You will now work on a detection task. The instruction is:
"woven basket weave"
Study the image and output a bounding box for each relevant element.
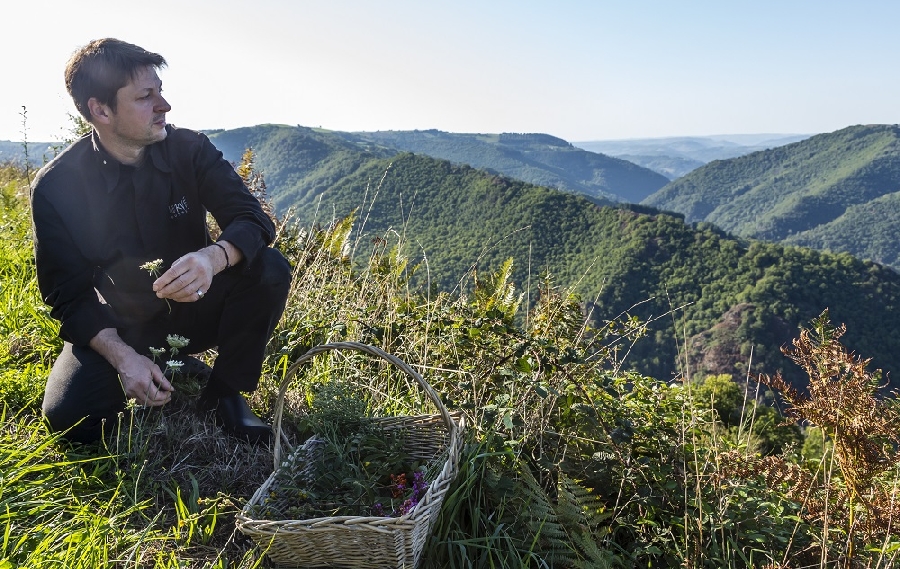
[236,342,464,568]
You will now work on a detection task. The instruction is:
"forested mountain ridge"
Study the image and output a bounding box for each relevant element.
[205,124,666,205]
[275,149,900,391]
[206,124,396,212]
[642,124,900,270]
[328,129,670,202]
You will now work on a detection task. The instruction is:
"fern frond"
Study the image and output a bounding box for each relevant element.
[472,257,523,321]
[555,473,616,569]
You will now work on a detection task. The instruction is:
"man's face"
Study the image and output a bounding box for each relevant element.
[107,65,171,148]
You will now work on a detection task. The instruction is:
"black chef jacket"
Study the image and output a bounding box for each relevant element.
[30,125,276,347]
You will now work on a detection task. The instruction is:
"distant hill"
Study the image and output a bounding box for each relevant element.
[611,154,706,180]
[206,124,395,212]
[206,124,656,210]
[208,125,668,205]
[641,125,900,271]
[575,134,811,178]
[328,129,670,203]
[0,140,57,166]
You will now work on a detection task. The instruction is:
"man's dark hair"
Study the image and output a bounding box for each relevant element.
[65,38,167,122]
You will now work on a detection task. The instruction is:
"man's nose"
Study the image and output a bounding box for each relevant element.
[155,96,172,113]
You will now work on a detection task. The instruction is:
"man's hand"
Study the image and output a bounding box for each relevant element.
[89,328,174,407]
[118,351,173,406]
[153,250,216,302]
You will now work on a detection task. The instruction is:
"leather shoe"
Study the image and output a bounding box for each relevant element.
[200,391,272,443]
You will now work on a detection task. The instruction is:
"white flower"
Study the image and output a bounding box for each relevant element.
[166,360,184,370]
[149,347,165,357]
[166,334,190,351]
[140,259,164,275]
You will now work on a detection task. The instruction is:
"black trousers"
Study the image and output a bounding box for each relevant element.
[42,247,292,443]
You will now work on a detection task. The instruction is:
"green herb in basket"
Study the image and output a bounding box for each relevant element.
[261,380,435,520]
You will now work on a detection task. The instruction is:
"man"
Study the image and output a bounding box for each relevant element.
[30,38,292,444]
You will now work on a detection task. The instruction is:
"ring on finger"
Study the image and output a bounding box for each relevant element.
[197,288,205,298]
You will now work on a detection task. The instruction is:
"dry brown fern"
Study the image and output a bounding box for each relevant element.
[761,313,900,492]
[727,310,900,561]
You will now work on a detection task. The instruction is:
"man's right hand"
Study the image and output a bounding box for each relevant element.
[89,328,174,406]
[117,351,173,406]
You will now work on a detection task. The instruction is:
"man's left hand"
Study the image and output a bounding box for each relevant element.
[153,250,215,302]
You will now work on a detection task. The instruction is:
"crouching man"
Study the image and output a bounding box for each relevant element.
[31,38,291,444]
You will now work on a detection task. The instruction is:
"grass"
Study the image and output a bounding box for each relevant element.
[5,158,900,568]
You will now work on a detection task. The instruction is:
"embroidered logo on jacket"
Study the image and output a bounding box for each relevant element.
[169,197,189,219]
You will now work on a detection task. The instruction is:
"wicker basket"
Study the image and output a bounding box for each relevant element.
[237,342,464,568]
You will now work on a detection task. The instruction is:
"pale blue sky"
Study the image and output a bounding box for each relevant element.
[2,0,897,143]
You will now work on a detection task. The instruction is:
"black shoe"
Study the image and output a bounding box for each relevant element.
[200,391,272,443]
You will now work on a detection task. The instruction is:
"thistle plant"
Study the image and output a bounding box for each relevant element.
[140,258,171,313]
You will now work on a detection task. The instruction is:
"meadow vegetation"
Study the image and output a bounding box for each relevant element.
[4,155,900,568]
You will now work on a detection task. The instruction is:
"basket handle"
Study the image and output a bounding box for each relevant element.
[271,341,457,470]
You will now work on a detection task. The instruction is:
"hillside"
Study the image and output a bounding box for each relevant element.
[207,125,665,206]
[277,150,900,389]
[608,154,706,180]
[333,129,669,202]
[783,192,900,268]
[7,157,900,567]
[206,124,395,212]
[642,124,900,271]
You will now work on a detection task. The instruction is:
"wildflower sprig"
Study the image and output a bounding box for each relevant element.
[383,468,428,516]
[148,335,191,379]
[140,258,171,312]
[139,258,164,276]
[166,334,190,354]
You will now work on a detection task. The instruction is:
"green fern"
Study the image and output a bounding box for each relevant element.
[472,257,522,321]
[554,473,616,569]
[319,212,356,261]
[506,464,572,566]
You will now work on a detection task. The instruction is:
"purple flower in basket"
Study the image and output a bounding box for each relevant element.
[398,498,415,516]
[394,471,429,516]
[372,503,385,516]
[412,471,427,497]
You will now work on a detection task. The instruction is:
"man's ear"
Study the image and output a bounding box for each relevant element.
[87,98,112,124]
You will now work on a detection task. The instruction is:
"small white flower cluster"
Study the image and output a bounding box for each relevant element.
[139,258,164,275]
[139,259,171,312]
[166,334,190,354]
[147,335,192,377]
